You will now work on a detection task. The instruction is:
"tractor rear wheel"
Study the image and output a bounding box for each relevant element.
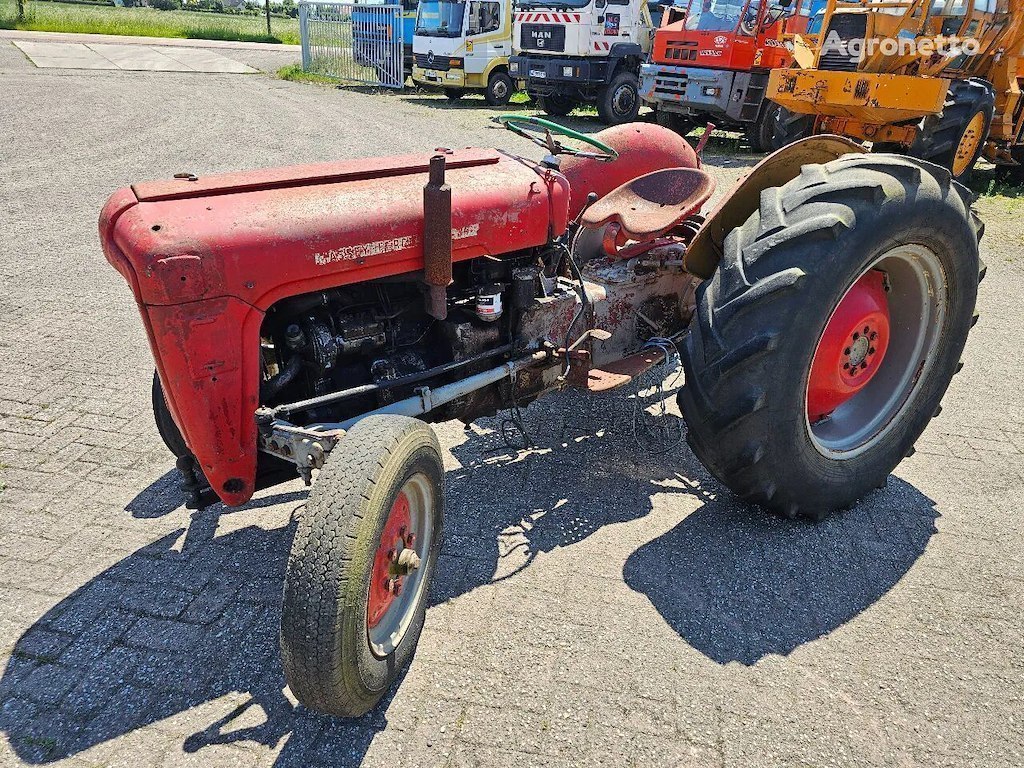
[678,154,981,519]
[770,105,813,151]
[281,415,444,716]
[537,93,578,117]
[904,78,995,181]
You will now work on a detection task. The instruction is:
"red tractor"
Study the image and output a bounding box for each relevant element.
[101,119,982,717]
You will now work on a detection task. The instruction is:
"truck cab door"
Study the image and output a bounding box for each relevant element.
[465,0,506,75]
[593,0,636,53]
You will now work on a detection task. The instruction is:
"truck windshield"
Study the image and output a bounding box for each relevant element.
[684,0,750,32]
[415,0,466,36]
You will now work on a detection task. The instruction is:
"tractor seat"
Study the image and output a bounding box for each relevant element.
[581,167,716,242]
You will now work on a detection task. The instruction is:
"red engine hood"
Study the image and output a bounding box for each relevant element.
[101,147,566,311]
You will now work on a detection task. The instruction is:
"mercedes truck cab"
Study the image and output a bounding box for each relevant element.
[412,0,516,104]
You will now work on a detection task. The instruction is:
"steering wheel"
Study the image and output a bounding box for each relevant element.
[494,115,619,162]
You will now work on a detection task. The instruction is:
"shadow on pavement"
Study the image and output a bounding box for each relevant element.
[0,377,938,764]
[623,477,939,665]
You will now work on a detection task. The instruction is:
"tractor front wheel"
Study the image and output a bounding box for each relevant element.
[679,154,980,519]
[281,415,444,716]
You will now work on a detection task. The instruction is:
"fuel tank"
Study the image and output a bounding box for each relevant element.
[100,124,699,506]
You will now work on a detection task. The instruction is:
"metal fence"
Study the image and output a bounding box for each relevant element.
[298,1,406,89]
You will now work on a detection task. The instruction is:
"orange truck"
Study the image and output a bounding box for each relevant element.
[640,0,822,150]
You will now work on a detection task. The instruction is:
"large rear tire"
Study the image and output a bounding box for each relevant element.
[904,77,995,182]
[679,154,981,519]
[281,415,444,716]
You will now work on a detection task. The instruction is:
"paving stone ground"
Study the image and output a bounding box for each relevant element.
[1,37,1023,768]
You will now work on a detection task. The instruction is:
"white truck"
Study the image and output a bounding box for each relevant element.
[508,0,663,124]
[412,0,516,105]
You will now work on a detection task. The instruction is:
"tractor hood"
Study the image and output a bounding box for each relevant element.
[100,148,566,311]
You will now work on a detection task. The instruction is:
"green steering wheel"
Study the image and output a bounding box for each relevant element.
[495,114,619,162]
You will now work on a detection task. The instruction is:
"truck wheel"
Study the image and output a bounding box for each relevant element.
[485,71,514,106]
[152,370,188,458]
[281,415,444,716]
[771,105,813,150]
[537,93,578,117]
[678,154,980,519]
[905,78,994,182]
[597,72,641,125]
[444,88,466,101]
[746,101,781,153]
[655,109,696,137]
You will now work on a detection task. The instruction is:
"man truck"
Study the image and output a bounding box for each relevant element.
[508,0,666,124]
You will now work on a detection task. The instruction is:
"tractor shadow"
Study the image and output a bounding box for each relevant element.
[0,490,389,766]
[438,380,940,666]
[0,375,938,764]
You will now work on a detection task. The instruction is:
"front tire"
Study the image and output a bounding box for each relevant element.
[485,71,514,106]
[679,154,980,519]
[281,415,444,716]
[597,71,641,125]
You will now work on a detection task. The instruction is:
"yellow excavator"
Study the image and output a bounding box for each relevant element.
[766,0,1024,179]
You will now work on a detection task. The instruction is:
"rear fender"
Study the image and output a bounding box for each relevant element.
[685,135,866,278]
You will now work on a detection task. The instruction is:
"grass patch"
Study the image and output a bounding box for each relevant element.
[0,0,300,44]
[276,62,340,86]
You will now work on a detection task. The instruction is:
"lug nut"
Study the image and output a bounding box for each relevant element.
[406,533,416,547]
[388,548,397,562]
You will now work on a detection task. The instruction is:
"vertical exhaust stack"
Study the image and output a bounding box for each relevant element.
[423,154,452,320]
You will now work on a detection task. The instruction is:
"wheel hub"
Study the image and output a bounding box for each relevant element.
[807,269,891,422]
[367,491,418,629]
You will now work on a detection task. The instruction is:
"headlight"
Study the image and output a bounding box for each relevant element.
[702,86,721,97]
[562,66,573,77]
[510,61,520,73]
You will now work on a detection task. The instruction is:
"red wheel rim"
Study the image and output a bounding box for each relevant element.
[807,269,891,423]
[367,491,417,630]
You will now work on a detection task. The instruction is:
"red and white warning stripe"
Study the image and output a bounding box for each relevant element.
[515,12,581,22]
[592,41,610,51]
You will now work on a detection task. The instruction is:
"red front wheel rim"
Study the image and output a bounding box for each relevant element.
[366,473,434,658]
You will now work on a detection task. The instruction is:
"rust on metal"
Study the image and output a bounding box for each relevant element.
[586,347,667,393]
[581,167,716,243]
[423,154,453,320]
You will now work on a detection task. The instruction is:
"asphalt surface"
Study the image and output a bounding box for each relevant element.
[1,36,1023,768]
